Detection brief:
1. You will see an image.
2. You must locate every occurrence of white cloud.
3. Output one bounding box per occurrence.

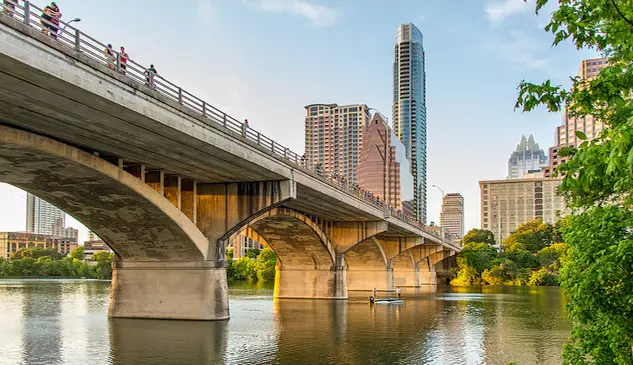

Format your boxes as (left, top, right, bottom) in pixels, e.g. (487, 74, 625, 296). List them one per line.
(244, 0, 339, 27)
(486, 0, 532, 24)
(488, 31, 552, 71)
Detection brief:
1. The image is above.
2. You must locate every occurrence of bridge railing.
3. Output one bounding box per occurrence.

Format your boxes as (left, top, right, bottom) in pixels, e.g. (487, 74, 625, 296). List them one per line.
(1, 1, 450, 245)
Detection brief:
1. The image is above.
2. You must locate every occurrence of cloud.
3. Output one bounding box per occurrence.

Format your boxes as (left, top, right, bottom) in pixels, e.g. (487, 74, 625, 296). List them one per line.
(485, 0, 532, 24)
(488, 31, 552, 71)
(244, 0, 339, 27)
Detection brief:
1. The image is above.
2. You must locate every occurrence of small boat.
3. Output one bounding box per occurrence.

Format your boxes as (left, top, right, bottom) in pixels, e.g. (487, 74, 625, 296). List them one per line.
(370, 297, 404, 304)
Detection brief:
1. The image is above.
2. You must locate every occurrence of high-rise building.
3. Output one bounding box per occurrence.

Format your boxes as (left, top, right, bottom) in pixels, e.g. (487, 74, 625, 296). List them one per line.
(26, 193, 65, 237)
(507, 135, 548, 179)
(356, 113, 414, 214)
(304, 103, 371, 183)
(479, 178, 567, 247)
(63, 227, 79, 241)
(393, 23, 427, 222)
(440, 193, 464, 244)
(543, 57, 608, 177)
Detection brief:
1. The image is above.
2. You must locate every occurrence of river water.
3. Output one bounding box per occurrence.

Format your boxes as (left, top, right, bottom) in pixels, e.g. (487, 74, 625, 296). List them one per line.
(0, 279, 570, 365)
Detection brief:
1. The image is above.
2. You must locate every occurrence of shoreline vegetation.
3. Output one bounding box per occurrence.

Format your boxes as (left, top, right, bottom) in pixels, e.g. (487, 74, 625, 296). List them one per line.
(0, 247, 113, 279)
(451, 221, 567, 287)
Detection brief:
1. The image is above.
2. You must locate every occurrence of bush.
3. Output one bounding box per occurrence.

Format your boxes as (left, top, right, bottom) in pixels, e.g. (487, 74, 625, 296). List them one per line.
(528, 267, 559, 286)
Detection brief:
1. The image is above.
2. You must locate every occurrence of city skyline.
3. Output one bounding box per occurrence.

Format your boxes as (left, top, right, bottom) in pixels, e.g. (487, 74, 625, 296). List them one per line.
(0, 0, 599, 237)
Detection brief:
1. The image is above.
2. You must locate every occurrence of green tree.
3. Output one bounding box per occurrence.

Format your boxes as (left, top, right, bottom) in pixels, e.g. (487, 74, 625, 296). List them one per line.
(11, 247, 61, 260)
(537, 242, 567, 268)
(245, 248, 261, 259)
(68, 247, 86, 261)
(254, 248, 277, 282)
(91, 252, 114, 279)
(461, 229, 496, 246)
(450, 242, 498, 286)
(516, 0, 633, 362)
(503, 219, 555, 253)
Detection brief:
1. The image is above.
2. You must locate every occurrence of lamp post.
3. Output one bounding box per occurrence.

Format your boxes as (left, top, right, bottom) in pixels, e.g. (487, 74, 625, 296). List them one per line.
(432, 184, 446, 241)
(61, 17, 81, 33)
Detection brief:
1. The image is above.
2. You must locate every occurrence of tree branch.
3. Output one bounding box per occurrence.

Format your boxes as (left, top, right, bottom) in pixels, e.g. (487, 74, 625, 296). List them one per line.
(610, 0, 633, 27)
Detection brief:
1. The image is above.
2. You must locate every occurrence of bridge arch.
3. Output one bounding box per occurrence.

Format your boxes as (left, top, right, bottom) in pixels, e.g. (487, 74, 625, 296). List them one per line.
(0, 125, 208, 261)
(238, 208, 336, 269)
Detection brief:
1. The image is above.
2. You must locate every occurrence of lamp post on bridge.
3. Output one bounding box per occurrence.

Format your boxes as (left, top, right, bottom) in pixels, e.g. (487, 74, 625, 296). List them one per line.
(61, 18, 81, 33)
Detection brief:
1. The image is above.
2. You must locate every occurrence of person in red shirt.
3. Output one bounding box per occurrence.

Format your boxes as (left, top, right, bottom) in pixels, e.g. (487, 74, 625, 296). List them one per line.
(119, 47, 128, 74)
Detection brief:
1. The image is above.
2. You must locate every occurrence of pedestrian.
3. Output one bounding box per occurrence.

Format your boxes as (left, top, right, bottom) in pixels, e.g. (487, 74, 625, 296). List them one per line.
(301, 154, 306, 167)
(145, 64, 157, 89)
(119, 46, 128, 74)
(396, 286, 401, 299)
(104, 44, 115, 70)
(41, 2, 61, 39)
(242, 119, 249, 136)
(3, 0, 18, 17)
(373, 287, 377, 299)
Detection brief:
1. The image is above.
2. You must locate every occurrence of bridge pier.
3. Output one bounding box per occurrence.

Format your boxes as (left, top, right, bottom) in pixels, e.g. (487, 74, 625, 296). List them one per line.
(109, 261, 229, 320)
(275, 266, 347, 299)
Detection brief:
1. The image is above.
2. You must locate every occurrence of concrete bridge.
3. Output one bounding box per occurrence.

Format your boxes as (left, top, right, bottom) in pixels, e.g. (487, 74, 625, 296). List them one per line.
(0, 4, 459, 320)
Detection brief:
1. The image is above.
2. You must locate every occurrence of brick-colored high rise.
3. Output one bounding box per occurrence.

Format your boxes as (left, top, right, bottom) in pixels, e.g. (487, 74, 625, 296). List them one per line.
(304, 103, 370, 183)
(543, 57, 608, 177)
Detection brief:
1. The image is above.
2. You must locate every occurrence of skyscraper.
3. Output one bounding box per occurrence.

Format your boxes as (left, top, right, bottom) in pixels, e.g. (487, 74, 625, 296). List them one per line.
(543, 57, 608, 177)
(393, 23, 427, 222)
(439, 193, 464, 244)
(304, 103, 371, 183)
(507, 134, 548, 179)
(26, 193, 65, 237)
(356, 113, 414, 214)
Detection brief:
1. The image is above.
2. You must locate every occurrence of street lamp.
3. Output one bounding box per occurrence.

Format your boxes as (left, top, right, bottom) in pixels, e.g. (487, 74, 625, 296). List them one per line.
(61, 18, 81, 33)
(431, 184, 445, 197)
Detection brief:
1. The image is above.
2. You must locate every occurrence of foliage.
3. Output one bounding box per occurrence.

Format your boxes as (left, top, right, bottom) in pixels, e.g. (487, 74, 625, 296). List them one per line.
(528, 267, 559, 286)
(537, 242, 568, 268)
(68, 247, 86, 261)
(245, 248, 261, 259)
(462, 229, 496, 246)
(0, 250, 115, 279)
(503, 219, 555, 253)
(226, 248, 277, 283)
(10, 247, 62, 261)
(516, 0, 633, 362)
(559, 207, 633, 364)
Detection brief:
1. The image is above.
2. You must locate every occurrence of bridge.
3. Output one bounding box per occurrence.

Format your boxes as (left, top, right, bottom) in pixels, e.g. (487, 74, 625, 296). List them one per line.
(0, 2, 459, 320)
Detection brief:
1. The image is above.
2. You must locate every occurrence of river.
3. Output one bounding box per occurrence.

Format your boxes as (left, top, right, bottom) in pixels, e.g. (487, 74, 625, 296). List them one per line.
(0, 279, 570, 365)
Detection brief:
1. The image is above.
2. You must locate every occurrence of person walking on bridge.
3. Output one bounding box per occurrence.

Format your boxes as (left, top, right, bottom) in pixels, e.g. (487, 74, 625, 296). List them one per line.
(145, 64, 157, 89)
(3, 0, 19, 17)
(119, 47, 128, 74)
(41, 2, 61, 39)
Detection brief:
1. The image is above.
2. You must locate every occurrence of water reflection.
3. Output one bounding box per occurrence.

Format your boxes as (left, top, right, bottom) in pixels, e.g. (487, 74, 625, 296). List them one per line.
(0, 280, 571, 365)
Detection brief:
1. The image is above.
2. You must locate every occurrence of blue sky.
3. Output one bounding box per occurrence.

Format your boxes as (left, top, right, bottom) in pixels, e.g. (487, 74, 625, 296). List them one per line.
(0, 0, 596, 242)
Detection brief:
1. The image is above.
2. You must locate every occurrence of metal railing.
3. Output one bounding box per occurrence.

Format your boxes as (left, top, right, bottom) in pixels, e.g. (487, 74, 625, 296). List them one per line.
(0, 1, 451, 246)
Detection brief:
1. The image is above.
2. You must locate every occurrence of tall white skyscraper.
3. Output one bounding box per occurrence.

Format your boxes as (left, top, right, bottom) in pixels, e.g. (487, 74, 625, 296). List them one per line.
(507, 134, 548, 179)
(26, 193, 65, 237)
(393, 23, 427, 223)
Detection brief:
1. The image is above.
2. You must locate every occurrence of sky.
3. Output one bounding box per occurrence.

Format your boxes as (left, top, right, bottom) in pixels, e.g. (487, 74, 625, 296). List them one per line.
(0, 0, 597, 243)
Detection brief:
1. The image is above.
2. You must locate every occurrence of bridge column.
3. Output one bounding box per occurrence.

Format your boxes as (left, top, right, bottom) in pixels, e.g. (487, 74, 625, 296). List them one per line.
(378, 237, 423, 288)
(325, 222, 388, 293)
(109, 261, 228, 320)
(411, 245, 444, 285)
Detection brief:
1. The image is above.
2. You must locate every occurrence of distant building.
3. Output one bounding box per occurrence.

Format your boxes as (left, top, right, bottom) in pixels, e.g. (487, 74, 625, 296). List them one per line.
(304, 103, 371, 184)
(356, 113, 414, 214)
(63, 227, 78, 241)
(0, 232, 78, 259)
(507, 135, 548, 179)
(26, 194, 65, 237)
(83, 239, 112, 259)
(479, 178, 567, 247)
(440, 193, 464, 244)
(543, 57, 608, 177)
(393, 23, 427, 222)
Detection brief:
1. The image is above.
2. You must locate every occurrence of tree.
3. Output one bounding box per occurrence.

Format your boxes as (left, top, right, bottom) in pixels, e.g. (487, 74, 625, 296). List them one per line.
(503, 219, 555, 253)
(254, 248, 277, 282)
(245, 248, 261, 259)
(461, 229, 496, 246)
(516, 1, 633, 362)
(68, 247, 86, 261)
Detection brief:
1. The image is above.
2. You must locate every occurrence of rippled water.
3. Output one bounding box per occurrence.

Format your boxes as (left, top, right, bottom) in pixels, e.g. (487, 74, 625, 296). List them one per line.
(0, 279, 571, 365)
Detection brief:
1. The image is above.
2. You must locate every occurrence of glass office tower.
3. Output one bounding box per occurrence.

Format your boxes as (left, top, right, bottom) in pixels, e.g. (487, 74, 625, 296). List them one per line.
(393, 23, 427, 223)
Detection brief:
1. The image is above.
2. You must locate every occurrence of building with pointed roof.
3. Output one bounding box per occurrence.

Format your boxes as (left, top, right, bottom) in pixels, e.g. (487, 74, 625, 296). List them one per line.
(507, 134, 548, 179)
(356, 113, 414, 215)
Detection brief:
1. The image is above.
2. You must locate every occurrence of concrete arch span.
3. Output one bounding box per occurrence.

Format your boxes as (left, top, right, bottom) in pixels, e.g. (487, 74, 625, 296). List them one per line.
(239, 208, 345, 299)
(0, 125, 208, 261)
(0, 125, 227, 320)
(345, 237, 391, 291)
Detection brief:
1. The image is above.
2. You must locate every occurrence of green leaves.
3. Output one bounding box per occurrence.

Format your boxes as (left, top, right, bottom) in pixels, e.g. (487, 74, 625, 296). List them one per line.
(576, 130, 588, 140)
